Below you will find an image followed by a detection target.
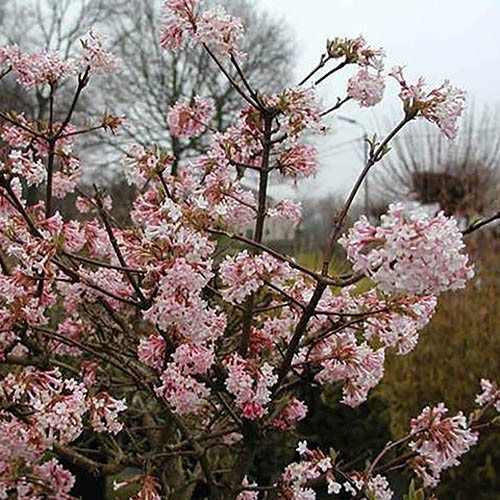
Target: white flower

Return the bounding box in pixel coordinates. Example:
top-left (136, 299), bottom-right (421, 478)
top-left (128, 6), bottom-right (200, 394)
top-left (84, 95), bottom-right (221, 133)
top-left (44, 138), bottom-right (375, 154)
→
top-left (296, 440), bottom-right (309, 456)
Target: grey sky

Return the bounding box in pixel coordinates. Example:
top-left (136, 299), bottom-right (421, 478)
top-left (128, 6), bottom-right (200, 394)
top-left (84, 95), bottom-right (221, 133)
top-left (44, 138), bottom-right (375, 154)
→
top-left (257, 0), bottom-right (500, 198)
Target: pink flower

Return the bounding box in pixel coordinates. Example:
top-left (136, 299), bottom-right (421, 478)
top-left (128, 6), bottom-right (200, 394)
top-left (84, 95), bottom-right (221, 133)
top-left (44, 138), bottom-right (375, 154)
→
top-left (0, 368), bottom-right (88, 445)
top-left (160, 0), bottom-right (198, 52)
top-left (34, 459), bottom-right (75, 498)
top-left (272, 398), bottom-right (308, 431)
top-left (236, 476), bottom-right (259, 500)
top-left (278, 144), bottom-right (317, 179)
top-left (80, 29), bottom-right (120, 74)
top-left (160, 1), bottom-right (243, 57)
top-left (8, 150), bottom-right (46, 186)
top-left (219, 250), bottom-right (293, 304)
top-left (195, 7), bottom-right (244, 57)
top-left (347, 69), bottom-right (385, 107)
top-left (327, 36), bottom-right (385, 71)
top-left (366, 475), bottom-right (393, 500)
top-left (340, 203), bottom-right (474, 296)
top-left (409, 403), bottom-right (478, 487)
top-left (268, 199), bottom-right (302, 224)
top-left (138, 333), bottom-right (166, 371)
top-left (365, 293), bottom-right (437, 355)
top-left (279, 447), bottom-right (333, 499)
top-left (52, 318), bottom-right (87, 356)
top-left (268, 87), bottom-right (323, 138)
top-left (167, 96), bottom-right (215, 138)
top-left (224, 354), bottom-right (278, 419)
top-left (155, 363), bottom-right (210, 414)
top-left (6, 49), bottom-right (78, 88)
top-left (390, 66), bottom-right (466, 139)
top-left (312, 332), bottom-right (385, 407)
top-left (172, 343), bottom-right (214, 375)
top-left (475, 379), bottom-right (500, 412)
top-left (87, 392), bottom-right (127, 434)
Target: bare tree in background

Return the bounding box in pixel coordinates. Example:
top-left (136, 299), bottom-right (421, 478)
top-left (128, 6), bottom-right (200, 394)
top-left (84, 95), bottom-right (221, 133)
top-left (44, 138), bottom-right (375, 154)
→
top-left (0, 0), bottom-right (126, 119)
top-left (1, 0), bottom-right (295, 182)
top-left (372, 107), bottom-right (500, 218)
top-left (96, 0), bottom-right (295, 176)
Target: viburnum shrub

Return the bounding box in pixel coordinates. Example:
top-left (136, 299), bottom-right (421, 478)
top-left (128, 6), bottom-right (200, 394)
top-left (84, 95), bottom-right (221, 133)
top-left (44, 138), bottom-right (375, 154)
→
top-left (0, 1), bottom-right (498, 499)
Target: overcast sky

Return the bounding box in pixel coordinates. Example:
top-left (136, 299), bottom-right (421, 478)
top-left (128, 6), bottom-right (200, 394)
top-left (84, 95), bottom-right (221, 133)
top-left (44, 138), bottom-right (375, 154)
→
top-left (257, 0), bottom-right (500, 198)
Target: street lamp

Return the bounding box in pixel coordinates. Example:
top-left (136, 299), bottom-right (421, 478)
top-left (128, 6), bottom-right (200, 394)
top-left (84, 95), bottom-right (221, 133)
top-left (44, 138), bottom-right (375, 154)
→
top-left (336, 115), bottom-right (371, 218)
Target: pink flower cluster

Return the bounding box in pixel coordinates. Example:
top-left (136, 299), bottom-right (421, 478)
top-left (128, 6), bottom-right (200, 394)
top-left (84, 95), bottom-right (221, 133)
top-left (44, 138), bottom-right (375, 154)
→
top-left (364, 293), bottom-right (437, 355)
top-left (268, 87), bottom-right (323, 138)
top-left (0, 368), bottom-right (126, 497)
top-left (390, 66), bottom-right (466, 139)
top-left (475, 379), bottom-right (500, 412)
top-left (124, 144), bottom-right (174, 187)
top-left (219, 250), bottom-right (293, 304)
top-left (138, 333), bottom-right (166, 371)
top-left (312, 332), bottom-right (385, 407)
top-left (167, 95), bottom-right (215, 138)
top-left (278, 144), bottom-right (317, 179)
top-left (327, 36), bottom-right (385, 70)
top-left (81, 29), bottom-right (120, 74)
top-left (409, 403), bottom-right (478, 487)
top-left (268, 199), bottom-right (302, 224)
top-left (279, 441), bottom-right (340, 499)
top-left (324, 36), bottom-right (386, 107)
top-left (224, 354), bottom-right (278, 419)
top-left (0, 30), bottom-right (117, 89)
top-left (155, 363), bottom-right (210, 415)
top-left (271, 397), bottom-right (308, 431)
top-left (160, 0), bottom-right (244, 57)
top-left (340, 203), bottom-right (474, 296)
top-left (87, 392), bottom-right (128, 434)
top-left (348, 69), bottom-right (385, 108)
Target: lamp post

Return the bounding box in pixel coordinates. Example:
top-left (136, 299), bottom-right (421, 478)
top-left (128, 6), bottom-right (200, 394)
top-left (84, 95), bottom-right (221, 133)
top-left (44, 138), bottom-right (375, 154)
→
top-left (337, 115), bottom-right (370, 218)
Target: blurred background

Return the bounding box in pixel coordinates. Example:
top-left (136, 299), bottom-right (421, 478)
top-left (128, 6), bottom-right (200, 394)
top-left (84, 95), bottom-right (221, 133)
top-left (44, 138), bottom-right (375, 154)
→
top-left (0, 1), bottom-right (498, 497)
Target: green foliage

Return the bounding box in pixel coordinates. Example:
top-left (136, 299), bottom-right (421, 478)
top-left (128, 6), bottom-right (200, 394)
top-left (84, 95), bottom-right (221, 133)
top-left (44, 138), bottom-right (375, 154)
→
top-left (379, 237), bottom-right (499, 498)
top-left (297, 236), bottom-right (499, 498)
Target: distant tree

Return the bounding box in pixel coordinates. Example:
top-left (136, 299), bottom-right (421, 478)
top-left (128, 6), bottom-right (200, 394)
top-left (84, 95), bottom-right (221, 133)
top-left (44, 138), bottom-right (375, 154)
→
top-left (373, 107), bottom-right (500, 218)
top-left (96, 0), bottom-right (295, 177)
top-left (0, 0), bottom-right (125, 119)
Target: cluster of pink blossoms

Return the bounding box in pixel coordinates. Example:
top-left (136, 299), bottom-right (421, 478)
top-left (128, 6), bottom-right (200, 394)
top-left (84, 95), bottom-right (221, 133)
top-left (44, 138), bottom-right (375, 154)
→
top-left (272, 441), bottom-right (395, 499)
top-left (348, 68), bottom-right (386, 108)
top-left (167, 95), bottom-right (215, 138)
top-left (224, 354), bottom-right (278, 419)
top-left (390, 66), bottom-right (467, 139)
top-left (475, 379), bottom-right (500, 412)
top-left (277, 144), bottom-right (317, 179)
top-left (271, 397), bottom-right (308, 431)
top-left (219, 250), bottom-right (293, 304)
top-left (0, 1), bottom-right (496, 496)
top-left (311, 331), bottom-right (385, 407)
top-left (0, 30), bottom-right (117, 88)
top-left (160, 0), bottom-right (244, 57)
top-left (340, 203), bottom-right (474, 296)
top-left (409, 403), bottom-right (478, 487)
top-left (0, 369), bottom-right (126, 496)
top-left (324, 35), bottom-right (386, 108)
top-left (0, 115), bottom-right (82, 197)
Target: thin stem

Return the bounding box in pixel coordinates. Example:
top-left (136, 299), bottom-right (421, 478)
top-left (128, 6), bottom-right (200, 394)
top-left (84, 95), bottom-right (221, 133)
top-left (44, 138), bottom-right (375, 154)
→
top-left (94, 188), bottom-right (149, 306)
top-left (321, 96), bottom-right (352, 117)
top-left (203, 44), bottom-right (257, 108)
top-left (463, 211), bottom-right (499, 235)
top-left (298, 53), bottom-right (330, 86)
top-left (321, 115), bottom-right (412, 275)
top-left (230, 54), bottom-right (263, 109)
top-left (239, 115), bottom-right (273, 355)
top-left (314, 60), bottom-right (348, 86)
